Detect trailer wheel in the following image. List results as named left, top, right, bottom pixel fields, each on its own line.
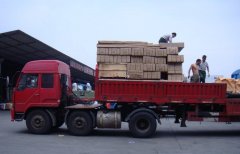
left=67, top=111, right=93, bottom=136
left=26, top=110, right=52, bottom=134
left=129, top=112, right=157, bottom=138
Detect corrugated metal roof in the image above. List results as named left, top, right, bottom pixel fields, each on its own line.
left=0, top=30, right=94, bottom=84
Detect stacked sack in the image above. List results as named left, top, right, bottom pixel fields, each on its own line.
left=97, top=41, right=184, bottom=81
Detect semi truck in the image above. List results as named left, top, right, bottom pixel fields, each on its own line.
left=11, top=60, right=240, bottom=138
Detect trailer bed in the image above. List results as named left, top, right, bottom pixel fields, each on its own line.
left=95, top=79, right=227, bottom=104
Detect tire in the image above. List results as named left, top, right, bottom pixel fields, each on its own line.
left=26, top=110, right=52, bottom=134
left=129, top=112, right=157, bottom=138
left=66, top=111, right=93, bottom=136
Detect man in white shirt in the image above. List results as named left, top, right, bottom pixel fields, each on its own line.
left=159, top=32, right=177, bottom=43
left=199, top=55, right=210, bottom=83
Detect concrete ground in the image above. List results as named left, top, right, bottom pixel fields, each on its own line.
left=1, top=110, right=240, bottom=154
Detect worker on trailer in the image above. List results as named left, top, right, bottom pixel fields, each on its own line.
left=199, top=55, right=210, bottom=83
left=159, top=32, right=177, bottom=43
left=188, top=59, right=201, bottom=83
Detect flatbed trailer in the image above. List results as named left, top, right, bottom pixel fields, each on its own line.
left=11, top=60, right=240, bottom=138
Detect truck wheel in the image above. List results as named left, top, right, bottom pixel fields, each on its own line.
left=129, top=112, right=157, bottom=138
left=67, top=111, right=93, bottom=136
left=26, top=110, right=52, bottom=134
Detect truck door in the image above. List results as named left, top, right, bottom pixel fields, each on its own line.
left=14, top=74, right=40, bottom=112
left=40, top=74, right=59, bottom=106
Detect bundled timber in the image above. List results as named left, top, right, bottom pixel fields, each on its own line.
left=97, top=41, right=184, bottom=81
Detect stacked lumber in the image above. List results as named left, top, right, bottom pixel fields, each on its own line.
left=97, top=41, right=184, bottom=81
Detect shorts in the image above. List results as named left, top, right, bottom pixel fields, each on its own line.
left=190, top=74, right=200, bottom=83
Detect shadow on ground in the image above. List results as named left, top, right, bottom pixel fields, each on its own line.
left=15, top=127, right=240, bottom=138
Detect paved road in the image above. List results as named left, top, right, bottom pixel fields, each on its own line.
left=1, top=110, right=240, bottom=154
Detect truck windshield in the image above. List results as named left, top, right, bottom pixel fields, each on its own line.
left=17, top=74, right=38, bottom=90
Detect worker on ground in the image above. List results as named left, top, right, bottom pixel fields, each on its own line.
left=188, top=59, right=201, bottom=83
left=159, top=32, right=177, bottom=43
left=199, top=55, right=210, bottom=83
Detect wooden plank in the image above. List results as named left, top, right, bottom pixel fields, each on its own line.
left=158, top=43, right=184, bottom=48
left=135, top=63, right=143, bottom=71
left=132, top=48, right=144, bottom=56
left=167, top=47, right=179, bottom=55
left=120, top=48, right=132, bottom=55
left=167, top=64, right=182, bottom=74
left=127, top=71, right=143, bottom=79
left=131, top=56, right=143, bottom=63
left=116, top=56, right=122, bottom=64
left=174, top=64, right=182, bottom=73
left=113, top=56, right=118, bottom=63
left=144, top=48, right=156, bottom=56
left=143, top=72, right=161, bottom=79
left=167, top=55, right=184, bottom=63
left=127, top=63, right=143, bottom=71
left=156, top=64, right=168, bottom=72
left=108, top=48, right=120, bottom=55
left=122, top=56, right=131, bottom=63
left=97, top=55, right=114, bottom=63
left=143, top=64, right=155, bottom=71
left=168, top=74, right=183, bottom=81
left=143, top=56, right=155, bottom=63
left=98, top=41, right=148, bottom=44
left=156, top=48, right=167, bottom=57
left=97, top=55, right=101, bottom=63
left=110, top=56, right=131, bottom=63
left=97, top=42, right=184, bottom=47
left=97, top=44, right=147, bottom=48
left=97, top=48, right=108, bottom=55
left=167, top=64, right=175, bottom=74
left=99, top=70, right=127, bottom=78
left=143, top=72, right=150, bottom=79
left=109, top=56, right=114, bottom=63
left=152, top=72, right=161, bottom=79
left=102, top=55, right=108, bottom=63
left=155, top=57, right=166, bottom=64
left=99, top=64, right=127, bottom=71
left=97, top=42, right=184, bottom=52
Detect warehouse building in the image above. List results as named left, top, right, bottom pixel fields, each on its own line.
left=0, top=30, right=95, bottom=104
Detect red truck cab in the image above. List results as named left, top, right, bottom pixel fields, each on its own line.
left=11, top=60, right=71, bottom=121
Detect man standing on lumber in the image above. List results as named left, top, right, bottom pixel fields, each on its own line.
left=188, top=59, right=201, bottom=83
left=159, top=32, right=177, bottom=43
left=199, top=55, right=210, bottom=83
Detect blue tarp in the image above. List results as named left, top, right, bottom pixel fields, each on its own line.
left=231, top=69, right=240, bottom=79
